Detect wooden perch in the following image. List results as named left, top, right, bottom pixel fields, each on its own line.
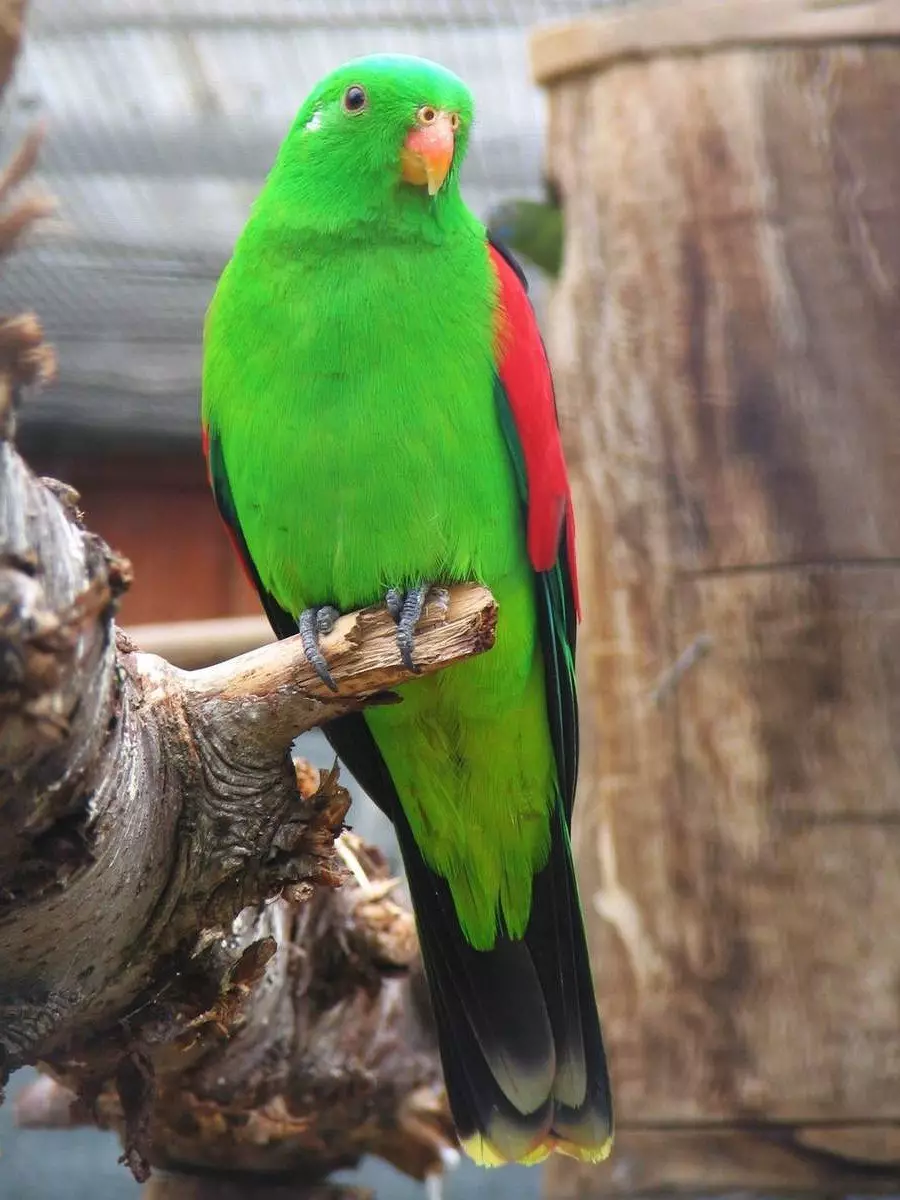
left=0, top=420, right=492, bottom=1184
left=0, top=15, right=494, bottom=1185
left=176, top=581, right=496, bottom=747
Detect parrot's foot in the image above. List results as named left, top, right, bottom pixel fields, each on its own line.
left=298, top=605, right=341, bottom=692
left=384, top=583, right=450, bottom=673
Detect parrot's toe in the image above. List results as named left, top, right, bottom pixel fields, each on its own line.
left=384, top=583, right=433, bottom=673
left=384, top=587, right=405, bottom=623
left=298, top=604, right=340, bottom=692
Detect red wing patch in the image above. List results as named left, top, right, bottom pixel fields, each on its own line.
left=489, top=244, right=580, bottom=618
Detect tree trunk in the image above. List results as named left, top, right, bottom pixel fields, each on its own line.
left=2, top=382, right=488, bottom=1186
left=532, top=0, right=900, bottom=1193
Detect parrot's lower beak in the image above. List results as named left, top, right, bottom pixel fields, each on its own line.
left=400, top=111, right=455, bottom=196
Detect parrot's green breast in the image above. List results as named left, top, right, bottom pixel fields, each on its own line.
left=203, top=216, right=556, bottom=950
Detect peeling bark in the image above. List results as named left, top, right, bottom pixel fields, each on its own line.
left=0, top=426, right=491, bottom=1184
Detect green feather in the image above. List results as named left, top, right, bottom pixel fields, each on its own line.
left=202, top=53, right=611, bottom=1167
left=203, top=55, right=552, bottom=951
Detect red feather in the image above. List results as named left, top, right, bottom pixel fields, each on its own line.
left=489, top=243, right=580, bottom=619
left=201, top=422, right=262, bottom=595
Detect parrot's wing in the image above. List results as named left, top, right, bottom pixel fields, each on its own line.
left=201, top=423, right=298, bottom=641
left=488, top=237, right=580, bottom=822
left=463, top=239, right=611, bottom=1165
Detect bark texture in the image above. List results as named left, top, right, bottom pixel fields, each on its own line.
left=1, top=418, right=489, bottom=1184
left=0, top=9, right=499, bottom=1186
left=536, top=8, right=900, bottom=1195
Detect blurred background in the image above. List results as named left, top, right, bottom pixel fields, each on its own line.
left=0, top=0, right=596, bottom=629
left=0, top=1, right=608, bottom=1197
left=5, top=1, right=900, bottom=1198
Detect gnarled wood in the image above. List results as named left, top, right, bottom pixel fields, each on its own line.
left=0, top=427, right=490, bottom=1181
left=1, top=426, right=495, bottom=1073
left=1, top=413, right=489, bottom=1183
left=535, top=3, right=900, bottom=1193
left=13, top=829, right=455, bottom=1187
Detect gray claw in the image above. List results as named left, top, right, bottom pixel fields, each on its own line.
left=398, top=585, right=429, bottom=672
left=315, top=606, right=338, bottom=634
left=384, top=587, right=404, bottom=622
left=298, top=605, right=340, bottom=692
left=383, top=583, right=431, bottom=674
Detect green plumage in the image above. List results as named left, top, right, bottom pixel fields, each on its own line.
left=202, top=53, right=612, bottom=1167
left=204, top=57, right=553, bottom=950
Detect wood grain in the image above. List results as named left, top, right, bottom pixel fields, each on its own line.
left=539, top=25, right=900, bottom=1195
left=547, top=1126, right=900, bottom=1195
left=1, top=433, right=476, bottom=1182
left=181, top=584, right=498, bottom=747
left=531, top=0, right=900, bottom=85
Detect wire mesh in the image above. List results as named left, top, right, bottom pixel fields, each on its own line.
left=0, top=0, right=619, bottom=444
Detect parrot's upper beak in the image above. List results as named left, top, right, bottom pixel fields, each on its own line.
left=400, top=109, right=456, bottom=196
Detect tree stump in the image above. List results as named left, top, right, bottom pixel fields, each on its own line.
left=531, top=0, right=900, bottom=1193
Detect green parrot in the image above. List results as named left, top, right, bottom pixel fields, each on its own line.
left=486, top=183, right=564, bottom=279
left=201, top=54, right=612, bottom=1168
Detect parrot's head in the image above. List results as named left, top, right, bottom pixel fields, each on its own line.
left=270, top=55, right=475, bottom=231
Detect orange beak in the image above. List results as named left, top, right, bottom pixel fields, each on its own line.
left=400, top=111, right=455, bottom=196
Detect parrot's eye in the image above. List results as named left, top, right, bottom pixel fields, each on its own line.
left=449, top=112, right=460, bottom=131
left=342, top=84, right=368, bottom=114
left=417, top=106, right=437, bottom=125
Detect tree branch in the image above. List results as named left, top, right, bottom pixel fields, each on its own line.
left=0, top=424, right=492, bottom=1182
left=176, top=580, right=497, bottom=748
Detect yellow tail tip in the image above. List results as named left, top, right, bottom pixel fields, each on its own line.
left=461, top=1131, right=614, bottom=1168
left=553, top=1132, right=614, bottom=1164
left=460, top=1134, right=512, bottom=1168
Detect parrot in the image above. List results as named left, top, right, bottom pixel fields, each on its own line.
left=201, top=54, right=613, bottom=1168
left=486, top=182, right=564, bottom=279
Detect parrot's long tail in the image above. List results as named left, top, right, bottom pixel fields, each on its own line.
left=392, top=798, right=614, bottom=1167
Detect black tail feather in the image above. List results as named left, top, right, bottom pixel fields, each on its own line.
left=392, top=804, right=555, bottom=1121
left=530, top=804, right=613, bottom=1151
left=323, top=713, right=613, bottom=1166
left=394, top=795, right=613, bottom=1165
